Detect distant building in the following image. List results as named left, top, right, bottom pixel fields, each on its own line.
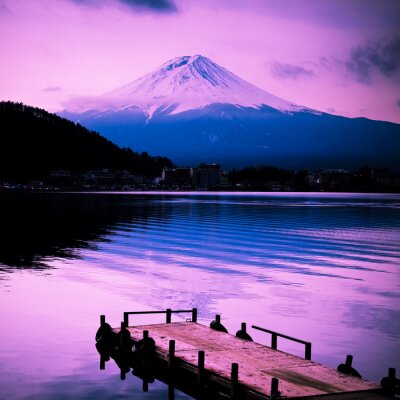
left=194, top=163, right=220, bottom=188
left=162, top=167, right=193, bottom=187
left=218, top=170, right=230, bottom=188
left=373, top=169, right=400, bottom=187
left=320, top=169, right=350, bottom=189
left=50, top=170, right=71, bottom=178
left=82, top=169, right=115, bottom=185
left=307, top=173, right=320, bottom=186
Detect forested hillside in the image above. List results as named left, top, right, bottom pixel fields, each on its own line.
left=0, top=101, right=172, bottom=182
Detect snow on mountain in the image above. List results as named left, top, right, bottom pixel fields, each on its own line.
left=95, top=55, right=306, bottom=118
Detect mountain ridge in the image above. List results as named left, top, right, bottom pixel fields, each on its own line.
left=60, top=55, right=400, bottom=170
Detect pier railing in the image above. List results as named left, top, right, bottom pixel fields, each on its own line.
left=123, top=308, right=197, bottom=326
left=252, top=325, right=312, bottom=360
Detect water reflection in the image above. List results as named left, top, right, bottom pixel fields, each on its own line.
left=0, top=193, right=172, bottom=270
left=0, top=192, right=400, bottom=399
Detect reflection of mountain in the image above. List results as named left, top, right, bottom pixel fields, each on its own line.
left=0, top=193, right=161, bottom=270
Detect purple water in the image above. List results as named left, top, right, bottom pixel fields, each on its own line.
left=0, top=192, right=399, bottom=399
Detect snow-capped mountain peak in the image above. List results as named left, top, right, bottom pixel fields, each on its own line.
left=101, top=55, right=304, bottom=117
left=60, top=55, right=400, bottom=171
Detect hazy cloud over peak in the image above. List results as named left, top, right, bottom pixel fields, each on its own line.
left=346, top=37, right=400, bottom=84
left=271, top=62, right=315, bottom=80
left=70, top=0, right=177, bottom=13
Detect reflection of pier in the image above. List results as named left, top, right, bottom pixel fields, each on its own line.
left=96, top=309, right=393, bottom=399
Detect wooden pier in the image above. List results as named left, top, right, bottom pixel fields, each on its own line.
left=96, top=309, right=394, bottom=399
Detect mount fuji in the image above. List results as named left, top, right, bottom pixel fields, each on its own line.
left=61, top=55, right=400, bottom=169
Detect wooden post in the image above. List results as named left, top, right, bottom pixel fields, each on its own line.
left=271, top=333, right=278, bottom=349
left=100, top=315, right=105, bottom=326
left=192, top=307, right=198, bottom=323
left=216, top=314, right=221, bottom=324
left=271, top=377, right=279, bottom=397
left=100, top=357, right=105, bottom=370
left=231, top=363, right=239, bottom=399
left=241, top=322, right=247, bottom=334
left=197, top=350, right=205, bottom=390
left=169, top=340, right=175, bottom=371
left=123, top=312, right=129, bottom=327
left=143, top=330, right=149, bottom=350
left=143, top=332, right=150, bottom=392
left=305, top=342, right=312, bottom=360
left=168, top=382, right=175, bottom=400
left=120, top=369, right=126, bottom=380
left=166, top=308, right=172, bottom=323
left=120, top=321, right=125, bottom=346
left=345, top=355, right=353, bottom=366
left=389, top=367, right=396, bottom=378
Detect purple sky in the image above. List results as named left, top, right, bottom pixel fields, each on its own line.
left=0, top=0, right=399, bottom=123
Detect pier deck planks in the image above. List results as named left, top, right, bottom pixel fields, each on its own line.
left=117, top=322, right=379, bottom=399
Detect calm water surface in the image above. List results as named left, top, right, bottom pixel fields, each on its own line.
left=0, top=192, right=399, bottom=399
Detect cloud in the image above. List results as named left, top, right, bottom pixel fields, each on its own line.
left=346, top=37, right=400, bottom=84
left=0, top=0, right=10, bottom=13
left=70, top=0, right=177, bottom=13
left=43, top=86, right=63, bottom=92
left=271, top=61, right=315, bottom=80
left=120, top=0, right=177, bottom=12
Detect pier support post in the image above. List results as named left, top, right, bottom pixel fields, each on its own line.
left=192, top=307, right=198, bottom=323
left=305, top=342, right=312, bottom=360
left=120, top=321, right=125, bottom=346
left=168, top=340, right=176, bottom=399
left=230, top=363, right=239, bottom=399
left=166, top=308, right=172, bottom=323
left=381, top=367, right=398, bottom=396
left=168, top=382, right=175, bottom=400
left=123, top=312, right=129, bottom=327
left=100, top=315, right=106, bottom=326
left=271, top=378, right=279, bottom=398
left=271, top=333, right=278, bottom=349
left=197, top=350, right=205, bottom=396
left=168, top=340, right=175, bottom=372
left=143, top=330, right=149, bottom=351
left=100, top=357, right=105, bottom=370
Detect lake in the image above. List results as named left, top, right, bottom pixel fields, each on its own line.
left=0, top=191, right=399, bottom=399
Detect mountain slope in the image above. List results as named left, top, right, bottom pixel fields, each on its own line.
left=0, top=101, right=172, bottom=182
left=102, top=55, right=306, bottom=117
left=61, top=55, right=400, bottom=170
